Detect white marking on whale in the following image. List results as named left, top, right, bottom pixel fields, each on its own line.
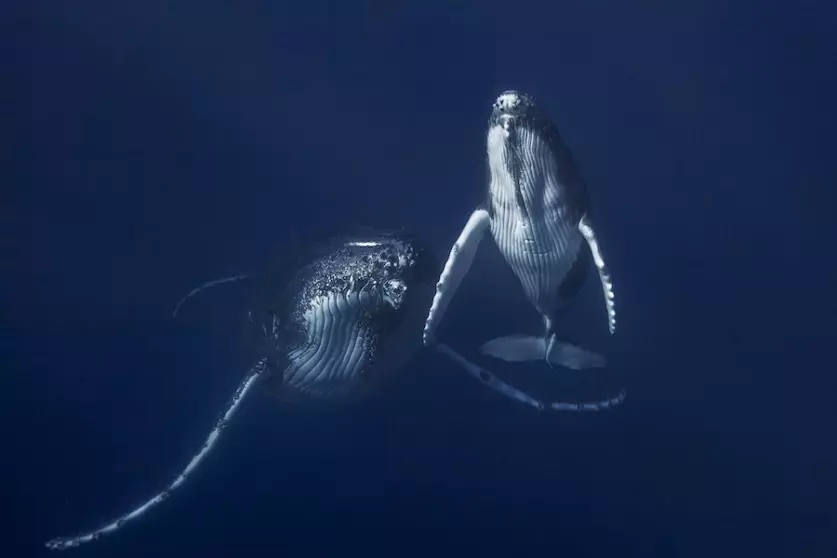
left=45, top=232, right=437, bottom=550
left=424, top=90, right=623, bottom=411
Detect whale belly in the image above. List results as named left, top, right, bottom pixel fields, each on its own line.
left=491, top=210, right=583, bottom=313
left=489, top=158, right=584, bottom=314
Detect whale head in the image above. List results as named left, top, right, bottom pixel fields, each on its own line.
left=249, top=230, right=438, bottom=401
left=485, top=90, right=588, bottom=220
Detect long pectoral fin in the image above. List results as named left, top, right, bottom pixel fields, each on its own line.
left=45, top=360, right=268, bottom=551
left=172, top=274, right=251, bottom=317
left=423, top=209, right=491, bottom=346
left=578, top=214, right=616, bottom=334
left=435, top=342, right=624, bottom=412
left=481, top=335, right=606, bottom=370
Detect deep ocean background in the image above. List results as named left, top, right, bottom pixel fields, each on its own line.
left=4, top=1, right=836, bottom=557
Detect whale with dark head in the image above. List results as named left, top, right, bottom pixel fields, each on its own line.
left=45, top=230, right=437, bottom=550
left=424, top=90, right=624, bottom=412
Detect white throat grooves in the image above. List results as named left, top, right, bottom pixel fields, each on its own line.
left=285, top=290, right=379, bottom=397
left=488, top=126, right=583, bottom=311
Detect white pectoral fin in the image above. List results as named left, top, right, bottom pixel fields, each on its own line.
left=578, top=214, right=616, bottom=334
left=422, top=209, right=491, bottom=346
left=481, top=335, right=606, bottom=370
left=435, top=342, right=625, bottom=412
left=44, top=361, right=268, bottom=551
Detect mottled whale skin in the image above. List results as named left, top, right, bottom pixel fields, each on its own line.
left=423, top=90, right=623, bottom=412
left=45, top=231, right=437, bottom=551
left=250, top=231, right=438, bottom=401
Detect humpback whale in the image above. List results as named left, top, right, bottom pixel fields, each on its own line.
left=424, top=90, right=624, bottom=411
left=45, top=231, right=437, bottom=550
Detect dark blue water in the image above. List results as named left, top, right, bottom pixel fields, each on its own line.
left=5, top=1, right=836, bottom=556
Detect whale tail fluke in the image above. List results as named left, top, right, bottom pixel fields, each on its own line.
left=480, top=335, right=606, bottom=370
